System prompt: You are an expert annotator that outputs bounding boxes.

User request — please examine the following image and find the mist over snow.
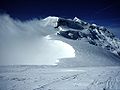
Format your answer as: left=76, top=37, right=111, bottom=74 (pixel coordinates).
left=0, top=14, right=120, bottom=67
left=1, top=1, right=120, bottom=90
left=0, top=14, right=75, bottom=65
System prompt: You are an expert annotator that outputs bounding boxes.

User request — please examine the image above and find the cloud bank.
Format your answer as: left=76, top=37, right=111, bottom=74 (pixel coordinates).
left=0, top=14, right=75, bottom=65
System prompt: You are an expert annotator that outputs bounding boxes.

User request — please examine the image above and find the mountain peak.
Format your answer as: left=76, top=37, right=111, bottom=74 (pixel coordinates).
left=73, top=17, right=81, bottom=23
left=52, top=17, right=120, bottom=57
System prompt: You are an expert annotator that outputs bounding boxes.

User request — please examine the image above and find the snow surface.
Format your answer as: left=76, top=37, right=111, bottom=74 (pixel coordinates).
left=56, top=37, right=120, bottom=67
left=0, top=14, right=120, bottom=90
left=0, top=66, right=120, bottom=90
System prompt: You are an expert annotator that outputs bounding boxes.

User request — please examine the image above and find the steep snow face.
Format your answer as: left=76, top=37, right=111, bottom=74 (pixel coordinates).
left=56, top=17, right=120, bottom=57
left=57, top=38, right=120, bottom=67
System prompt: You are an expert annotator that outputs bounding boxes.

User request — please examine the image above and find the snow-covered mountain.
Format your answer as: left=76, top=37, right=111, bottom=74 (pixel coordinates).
left=1, top=15, right=120, bottom=90
left=0, top=14, right=120, bottom=66
left=42, top=16, right=120, bottom=67
left=43, top=16, right=120, bottom=67
left=55, top=17, right=120, bottom=57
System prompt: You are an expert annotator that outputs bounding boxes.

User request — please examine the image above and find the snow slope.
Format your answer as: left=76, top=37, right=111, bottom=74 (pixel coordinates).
left=49, top=17, right=120, bottom=67
left=56, top=38, right=120, bottom=67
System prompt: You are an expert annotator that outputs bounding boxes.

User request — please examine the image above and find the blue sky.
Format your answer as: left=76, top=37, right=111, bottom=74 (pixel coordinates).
left=0, top=0, right=120, bottom=38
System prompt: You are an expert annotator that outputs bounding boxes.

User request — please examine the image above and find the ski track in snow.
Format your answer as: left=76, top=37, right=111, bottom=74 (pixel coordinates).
left=86, top=70, right=120, bottom=90
left=0, top=66, right=120, bottom=90
left=34, top=74, right=80, bottom=90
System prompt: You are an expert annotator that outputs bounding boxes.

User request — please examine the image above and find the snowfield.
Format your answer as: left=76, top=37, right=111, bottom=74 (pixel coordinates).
left=0, top=66, right=120, bottom=90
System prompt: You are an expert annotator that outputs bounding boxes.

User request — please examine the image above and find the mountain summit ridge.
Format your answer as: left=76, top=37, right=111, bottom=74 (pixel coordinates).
left=48, top=16, right=120, bottom=57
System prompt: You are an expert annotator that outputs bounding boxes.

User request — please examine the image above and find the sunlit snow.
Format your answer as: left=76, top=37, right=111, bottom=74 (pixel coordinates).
left=0, top=14, right=120, bottom=90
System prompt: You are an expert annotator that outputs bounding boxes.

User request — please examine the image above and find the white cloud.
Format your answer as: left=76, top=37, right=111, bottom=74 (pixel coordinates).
left=0, top=14, right=75, bottom=65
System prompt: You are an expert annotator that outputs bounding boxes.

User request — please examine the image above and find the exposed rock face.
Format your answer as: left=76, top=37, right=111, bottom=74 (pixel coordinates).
left=55, top=18, right=84, bottom=30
